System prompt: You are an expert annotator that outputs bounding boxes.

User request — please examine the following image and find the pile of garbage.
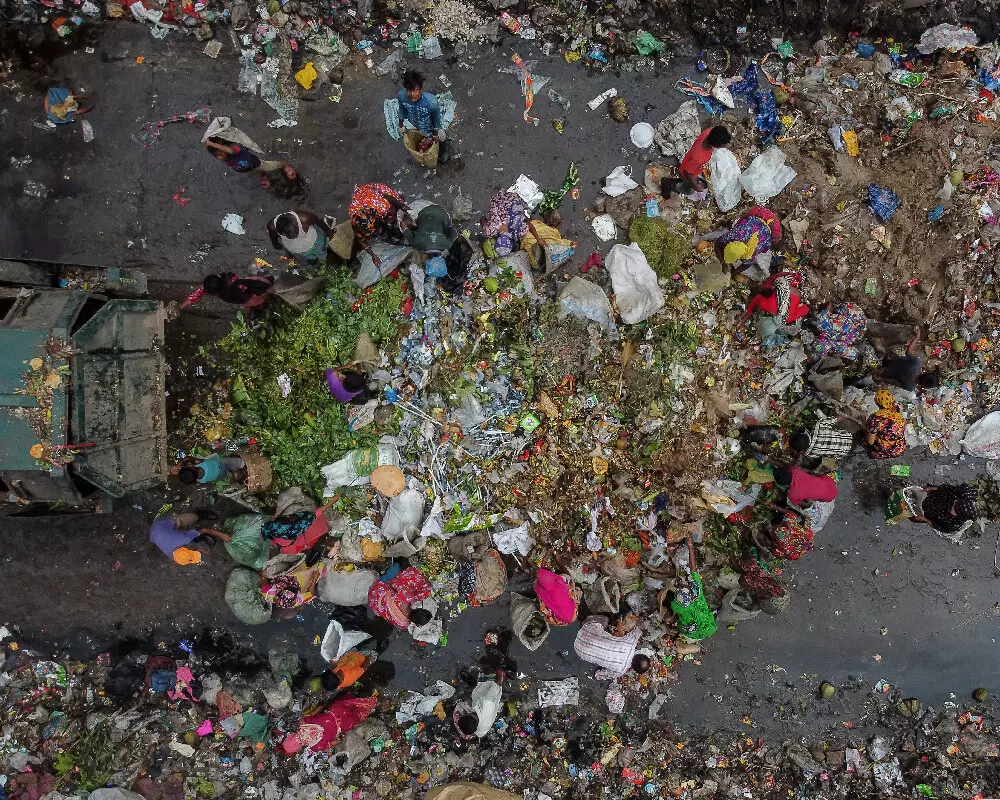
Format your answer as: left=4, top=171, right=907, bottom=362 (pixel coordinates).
left=1, top=628, right=998, bottom=800
left=158, top=25, right=1000, bottom=705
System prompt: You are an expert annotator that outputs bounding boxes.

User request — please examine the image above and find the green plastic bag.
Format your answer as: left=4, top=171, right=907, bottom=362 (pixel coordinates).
left=222, top=514, right=270, bottom=569
left=634, top=30, right=664, bottom=56
left=225, top=567, right=272, bottom=625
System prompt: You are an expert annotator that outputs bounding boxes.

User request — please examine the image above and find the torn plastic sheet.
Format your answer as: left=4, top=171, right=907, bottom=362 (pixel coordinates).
left=492, top=522, right=533, bottom=555
left=701, top=479, right=761, bottom=516
left=239, top=49, right=298, bottom=123
left=538, top=677, right=579, bottom=707
left=396, top=681, right=456, bottom=722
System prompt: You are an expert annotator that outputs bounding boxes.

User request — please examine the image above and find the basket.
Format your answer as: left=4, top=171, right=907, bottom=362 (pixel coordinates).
left=240, top=450, right=273, bottom=494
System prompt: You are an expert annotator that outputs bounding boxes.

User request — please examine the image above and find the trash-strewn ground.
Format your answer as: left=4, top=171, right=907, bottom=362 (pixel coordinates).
left=4, top=5, right=1000, bottom=800
left=2, top=624, right=999, bottom=800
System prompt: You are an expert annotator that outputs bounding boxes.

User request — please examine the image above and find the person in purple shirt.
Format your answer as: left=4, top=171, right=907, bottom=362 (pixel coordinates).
left=150, top=512, right=230, bottom=566
left=325, top=368, right=374, bottom=405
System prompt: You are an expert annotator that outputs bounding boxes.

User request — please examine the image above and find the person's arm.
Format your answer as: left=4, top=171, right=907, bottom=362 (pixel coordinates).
left=199, top=528, right=232, bottom=542
left=428, top=95, right=444, bottom=138
left=299, top=211, right=332, bottom=238
left=205, top=140, right=234, bottom=155
left=384, top=187, right=407, bottom=211
left=241, top=276, right=274, bottom=296
left=267, top=220, right=283, bottom=250
left=767, top=501, right=806, bottom=520
left=906, top=326, right=922, bottom=356
left=356, top=236, right=382, bottom=267
left=178, top=286, right=205, bottom=311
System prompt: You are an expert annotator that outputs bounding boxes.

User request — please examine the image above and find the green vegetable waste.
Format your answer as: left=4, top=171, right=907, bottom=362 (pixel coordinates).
left=218, top=268, right=405, bottom=497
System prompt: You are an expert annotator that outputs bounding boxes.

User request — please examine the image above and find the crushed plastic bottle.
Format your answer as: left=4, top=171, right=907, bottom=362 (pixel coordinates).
left=547, top=88, right=570, bottom=110
left=81, top=120, right=94, bottom=142
left=889, top=69, right=927, bottom=87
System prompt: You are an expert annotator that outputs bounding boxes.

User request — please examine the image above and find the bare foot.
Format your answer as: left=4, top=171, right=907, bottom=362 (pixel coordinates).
left=282, top=165, right=297, bottom=180
left=259, top=174, right=272, bottom=189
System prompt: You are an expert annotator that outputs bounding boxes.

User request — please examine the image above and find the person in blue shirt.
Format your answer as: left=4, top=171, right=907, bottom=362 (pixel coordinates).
left=178, top=454, right=245, bottom=485
left=397, top=71, right=444, bottom=142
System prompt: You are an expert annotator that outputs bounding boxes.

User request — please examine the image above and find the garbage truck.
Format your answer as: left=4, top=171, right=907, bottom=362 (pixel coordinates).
left=0, top=261, right=167, bottom=508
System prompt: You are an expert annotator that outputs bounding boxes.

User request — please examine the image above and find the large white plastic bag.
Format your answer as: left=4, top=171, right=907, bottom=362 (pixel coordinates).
left=321, top=435, right=400, bottom=496
left=740, top=146, right=797, bottom=202
left=961, top=410, right=1000, bottom=458
left=709, top=148, right=742, bottom=212
left=558, top=277, right=618, bottom=335
left=319, top=620, right=371, bottom=662
left=605, top=243, right=664, bottom=324
left=381, top=482, right=426, bottom=541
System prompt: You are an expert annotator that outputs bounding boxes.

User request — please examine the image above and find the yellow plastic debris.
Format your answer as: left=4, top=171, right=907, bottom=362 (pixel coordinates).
left=295, top=62, right=318, bottom=90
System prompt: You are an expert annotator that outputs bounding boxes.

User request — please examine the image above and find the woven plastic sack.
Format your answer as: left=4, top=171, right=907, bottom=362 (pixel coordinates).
left=962, top=410, right=1000, bottom=458
left=510, top=593, right=550, bottom=651
left=225, top=568, right=272, bottom=625
left=222, top=514, right=270, bottom=570
left=317, top=568, right=378, bottom=605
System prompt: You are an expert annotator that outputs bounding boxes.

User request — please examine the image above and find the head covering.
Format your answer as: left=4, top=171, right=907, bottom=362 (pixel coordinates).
left=952, top=484, right=980, bottom=521
left=172, top=546, right=202, bottom=565
left=535, top=569, right=577, bottom=624
left=723, top=241, right=750, bottom=264
left=874, top=389, right=905, bottom=424
left=352, top=207, right=379, bottom=240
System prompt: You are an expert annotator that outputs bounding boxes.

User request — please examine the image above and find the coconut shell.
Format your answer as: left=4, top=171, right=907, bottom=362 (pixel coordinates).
left=897, top=698, right=921, bottom=717
left=371, top=465, right=405, bottom=497
left=609, top=96, right=629, bottom=123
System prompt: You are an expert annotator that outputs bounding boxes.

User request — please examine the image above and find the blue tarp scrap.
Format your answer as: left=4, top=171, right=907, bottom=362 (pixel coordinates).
left=868, top=184, right=902, bottom=222
left=752, top=90, right=785, bottom=145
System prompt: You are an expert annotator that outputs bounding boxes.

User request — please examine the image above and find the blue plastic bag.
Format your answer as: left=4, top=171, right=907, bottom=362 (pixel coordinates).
left=868, top=184, right=902, bottom=222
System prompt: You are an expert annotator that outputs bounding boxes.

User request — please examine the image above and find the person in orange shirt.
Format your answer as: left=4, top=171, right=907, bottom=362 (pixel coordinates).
left=663, top=125, right=732, bottom=197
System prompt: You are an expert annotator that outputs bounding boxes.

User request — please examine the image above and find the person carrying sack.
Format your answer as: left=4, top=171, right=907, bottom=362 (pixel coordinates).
left=397, top=71, right=445, bottom=168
